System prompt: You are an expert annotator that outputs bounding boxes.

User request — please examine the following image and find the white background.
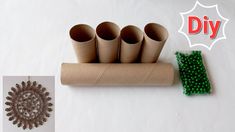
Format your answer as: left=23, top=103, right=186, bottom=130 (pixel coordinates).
left=2, top=76, right=55, bottom=132
left=0, top=0, right=235, bottom=132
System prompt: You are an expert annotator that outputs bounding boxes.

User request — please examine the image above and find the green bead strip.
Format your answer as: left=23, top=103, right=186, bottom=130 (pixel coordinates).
left=175, top=51, right=211, bottom=96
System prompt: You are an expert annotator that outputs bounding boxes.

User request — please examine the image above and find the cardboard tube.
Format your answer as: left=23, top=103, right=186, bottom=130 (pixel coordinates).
left=69, top=24, right=97, bottom=63
left=96, top=22, right=120, bottom=63
left=140, top=23, right=168, bottom=63
left=61, top=63, right=174, bottom=86
left=120, top=25, right=143, bottom=63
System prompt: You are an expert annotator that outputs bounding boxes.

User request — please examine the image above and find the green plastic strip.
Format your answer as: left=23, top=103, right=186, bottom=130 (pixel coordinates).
left=175, top=51, right=211, bottom=96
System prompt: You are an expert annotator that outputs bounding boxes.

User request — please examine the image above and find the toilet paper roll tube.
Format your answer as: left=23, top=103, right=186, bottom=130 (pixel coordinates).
left=120, top=25, right=143, bottom=63
left=96, top=21, right=120, bottom=63
left=140, top=23, right=168, bottom=63
left=61, top=63, right=174, bottom=86
left=69, top=24, right=97, bottom=63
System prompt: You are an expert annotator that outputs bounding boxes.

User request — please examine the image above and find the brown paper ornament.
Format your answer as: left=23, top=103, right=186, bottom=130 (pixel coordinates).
left=5, top=80, right=53, bottom=130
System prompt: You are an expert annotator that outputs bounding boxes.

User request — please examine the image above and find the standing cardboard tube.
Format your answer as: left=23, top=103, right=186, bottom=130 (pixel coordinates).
left=96, top=22, right=120, bottom=63
left=120, top=25, right=143, bottom=63
left=140, top=23, right=168, bottom=63
left=69, top=24, right=97, bottom=63
left=61, top=63, right=174, bottom=86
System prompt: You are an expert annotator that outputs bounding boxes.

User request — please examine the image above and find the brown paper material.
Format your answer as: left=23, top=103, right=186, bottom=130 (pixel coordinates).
left=140, top=23, right=168, bottom=63
left=69, top=24, right=97, bottom=63
left=96, top=22, right=120, bottom=63
left=120, top=25, right=143, bottom=63
left=61, top=63, right=174, bottom=86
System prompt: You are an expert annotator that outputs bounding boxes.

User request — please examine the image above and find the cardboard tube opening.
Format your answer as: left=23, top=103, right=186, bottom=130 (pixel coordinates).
left=96, top=22, right=120, bottom=40
left=69, top=24, right=97, bottom=63
left=120, top=25, right=143, bottom=63
left=144, top=23, right=168, bottom=42
left=96, top=22, right=120, bottom=63
left=140, top=23, right=169, bottom=63
left=121, top=25, right=143, bottom=44
left=70, top=24, right=95, bottom=42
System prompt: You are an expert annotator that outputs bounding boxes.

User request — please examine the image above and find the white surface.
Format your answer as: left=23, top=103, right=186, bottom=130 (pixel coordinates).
left=2, top=76, right=55, bottom=132
left=0, top=0, right=235, bottom=132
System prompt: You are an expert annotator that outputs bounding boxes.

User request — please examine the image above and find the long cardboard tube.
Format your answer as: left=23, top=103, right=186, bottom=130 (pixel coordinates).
left=120, top=25, right=143, bottom=63
left=61, top=63, right=174, bottom=86
left=140, top=23, right=168, bottom=63
left=69, top=24, right=97, bottom=63
left=96, top=22, right=120, bottom=63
